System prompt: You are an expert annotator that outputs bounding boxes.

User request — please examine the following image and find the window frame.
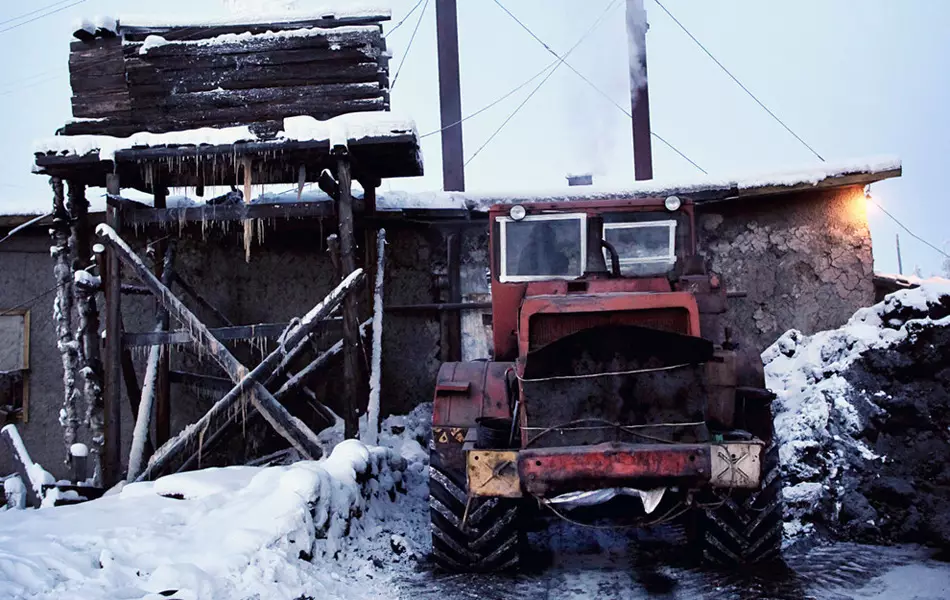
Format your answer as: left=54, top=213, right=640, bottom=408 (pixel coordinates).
left=497, top=212, right=588, bottom=283
left=602, top=219, right=678, bottom=268
left=0, top=309, right=30, bottom=423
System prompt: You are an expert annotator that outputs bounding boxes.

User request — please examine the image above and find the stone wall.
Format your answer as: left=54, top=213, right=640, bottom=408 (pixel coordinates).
left=696, top=185, right=875, bottom=354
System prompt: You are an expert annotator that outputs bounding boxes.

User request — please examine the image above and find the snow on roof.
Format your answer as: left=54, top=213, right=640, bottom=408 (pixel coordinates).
left=374, top=155, right=902, bottom=212
left=137, top=24, right=379, bottom=54
left=33, top=113, right=418, bottom=162
left=117, top=4, right=392, bottom=29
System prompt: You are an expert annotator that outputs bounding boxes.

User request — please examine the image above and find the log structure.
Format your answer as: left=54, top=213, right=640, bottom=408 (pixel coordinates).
left=64, top=13, right=391, bottom=137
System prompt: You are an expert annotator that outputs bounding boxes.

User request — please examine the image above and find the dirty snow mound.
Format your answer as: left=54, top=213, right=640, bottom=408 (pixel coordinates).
left=764, top=280, right=950, bottom=548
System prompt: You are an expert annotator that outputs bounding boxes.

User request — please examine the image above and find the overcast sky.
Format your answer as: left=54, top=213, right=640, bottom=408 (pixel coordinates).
left=0, top=0, right=947, bottom=275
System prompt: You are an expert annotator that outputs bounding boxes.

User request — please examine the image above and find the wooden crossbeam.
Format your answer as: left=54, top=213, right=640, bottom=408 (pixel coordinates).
left=122, top=320, right=341, bottom=348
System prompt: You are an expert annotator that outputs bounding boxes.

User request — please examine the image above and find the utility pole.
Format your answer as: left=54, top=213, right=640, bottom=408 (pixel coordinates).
left=436, top=0, right=465, bottom=191
left=896, top=233, right=904, bottom=275
left=626, top=0, right=653, bottom=181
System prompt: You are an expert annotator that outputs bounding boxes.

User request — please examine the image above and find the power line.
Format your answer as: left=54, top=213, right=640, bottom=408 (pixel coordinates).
left=391, top=0, right=430, bottom=90
left=464, top=0, right=623, bottom=167
left=0, top=0, right=86, bottom=35
left=868, top=197, right=950, bottom=260
left=0, top=0, right=76, bottom=27
left=489, top=0, right=706, bottom=174
left=388, top=0, right=427, bottom=36
left=651, top=0, right=825, bottom=162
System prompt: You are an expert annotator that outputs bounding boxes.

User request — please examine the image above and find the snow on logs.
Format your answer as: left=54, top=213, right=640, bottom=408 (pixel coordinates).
left=65, top=15, right=391, bottom=137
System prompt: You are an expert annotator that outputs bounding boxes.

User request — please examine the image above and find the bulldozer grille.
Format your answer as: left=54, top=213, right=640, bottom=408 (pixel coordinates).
left=528, top=309, right=691, bottom=350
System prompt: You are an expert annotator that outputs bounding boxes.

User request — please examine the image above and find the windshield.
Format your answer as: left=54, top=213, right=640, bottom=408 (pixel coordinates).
left=603, top=219, right=677, bottom=277
left=499, top=214, right=585, bottom=281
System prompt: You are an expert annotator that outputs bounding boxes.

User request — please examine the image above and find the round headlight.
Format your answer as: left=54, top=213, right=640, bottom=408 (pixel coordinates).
left=509, top=205, right=527, bottom=221
left=664, top=195, right=682, bottom=211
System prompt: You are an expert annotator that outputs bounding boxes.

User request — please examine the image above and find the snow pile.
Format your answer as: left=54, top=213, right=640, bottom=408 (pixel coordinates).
left=0, top=405, right=433, bottom=600
left=764, top=280, right=950, bottom=547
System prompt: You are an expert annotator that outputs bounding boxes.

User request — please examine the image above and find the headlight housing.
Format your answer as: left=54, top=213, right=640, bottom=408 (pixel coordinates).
left=664, top=196, right=682, bottom=212
left=509, top=205, right=527, bottom=221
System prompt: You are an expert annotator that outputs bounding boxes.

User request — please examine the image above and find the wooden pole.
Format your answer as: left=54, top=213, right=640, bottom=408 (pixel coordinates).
left=627, top=0, right=653, bottom=181
left=440, top=231, right=462, bottom=362
left=363, top=229, right=386, bottom=446
left=152, top=188, right=172, bottom=447
left=436, top=0, right=466, bottom=191
left=335, top=154, right=361, bottom=439
left=51, top=177, right=82, bottom=464
left=103, top=173, right=123, bottom=486
left=96, top=224, right=341, bottom=479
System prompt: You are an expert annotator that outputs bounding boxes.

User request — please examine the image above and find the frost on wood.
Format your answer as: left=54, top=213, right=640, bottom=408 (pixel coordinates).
left=50, top=178, right=82, bottom=461
left=765, top=280, right=950, bottom=543
left=362, top=229, right=386, bottom=446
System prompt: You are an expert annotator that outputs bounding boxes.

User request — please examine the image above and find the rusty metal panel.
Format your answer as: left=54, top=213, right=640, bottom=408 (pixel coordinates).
left=432, top=361, right=512, bottom=428
left=710, top=442, right=763, bottom=489
left=528, top=308, right=691, bottom=350
left=518, top=442, right=711, bottom=497
left=467, top=450, right=522, bottom=498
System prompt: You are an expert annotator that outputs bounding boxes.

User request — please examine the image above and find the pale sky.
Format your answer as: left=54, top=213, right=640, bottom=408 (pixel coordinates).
left=0, top=0, right=947, bottom=275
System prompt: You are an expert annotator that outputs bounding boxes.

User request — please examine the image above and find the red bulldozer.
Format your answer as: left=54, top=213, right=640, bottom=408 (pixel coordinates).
left=429, top=195, right=782, bottom=571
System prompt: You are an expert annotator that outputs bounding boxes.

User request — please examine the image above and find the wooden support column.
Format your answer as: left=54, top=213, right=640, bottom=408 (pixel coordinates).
left=67, top=180, right=105, bottom=482
left=364, top=229, right=386, bottom=446
left=440, top=230, right=462, bottom=362
left=152, top=187, right=172, bottom=447
left=335, top=153, right=361, bottom=439
left=102, top=173, right=122, bottom=486
left=51, top=178, right=82, bottom=467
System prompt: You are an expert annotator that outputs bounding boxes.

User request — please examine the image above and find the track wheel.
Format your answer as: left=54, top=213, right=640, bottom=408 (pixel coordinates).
left=428, top=445, right=521, bottom=572
left=693, top=444, right=784, bottom=566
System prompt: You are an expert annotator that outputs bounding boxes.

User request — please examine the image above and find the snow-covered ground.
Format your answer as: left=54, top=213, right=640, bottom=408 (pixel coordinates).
left=0, top=406, right=432, bottom=600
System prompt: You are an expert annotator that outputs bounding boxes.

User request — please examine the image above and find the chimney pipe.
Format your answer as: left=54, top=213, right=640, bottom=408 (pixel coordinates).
left=627, top=0, right=653, bottom=181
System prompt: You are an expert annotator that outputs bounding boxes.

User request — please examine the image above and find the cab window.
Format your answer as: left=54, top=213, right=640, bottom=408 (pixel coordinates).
left=498, top=213, right=586, bottom=282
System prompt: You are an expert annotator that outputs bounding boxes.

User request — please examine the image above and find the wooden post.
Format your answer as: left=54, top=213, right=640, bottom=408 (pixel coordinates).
left=440, top=231, right=462, bottom=362
left=50, top=177, right=82, bottom=464
left=1, top=425, right=42, bottom=508
left=627, top=0, right=653, bottom=181
left=127, top=241, right=176, bottom=481
left=103, top=173, right=123, bottom=486
left=436, top=0, right=466, bottom=191
left=96, top=223, right=361, bottom=480
left=152, top=187, right=172, bottom=447
left=335, top=154, right=361, bottom=439
left=67, top=180, right=105, bottom=483
left=363, top=229, right=386, bottom=446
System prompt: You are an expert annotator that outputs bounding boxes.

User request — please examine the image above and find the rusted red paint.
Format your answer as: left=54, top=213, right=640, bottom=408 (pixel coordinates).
left=517, top=292, right=701, bottom=357
left=518, top=442, right=712, bottom=497
left=488, top=197, right=697, bottom=360
left=432, top=361, right=512, bottom=427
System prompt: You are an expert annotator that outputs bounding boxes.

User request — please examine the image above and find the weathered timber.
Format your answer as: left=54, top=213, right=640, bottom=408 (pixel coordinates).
left=51, top=177, right=82, bottom=463
left=335, top=156, right=362, bottom=440
left=118, top=15, right=390, bottom=42
left=67, top=180, right=106, bottom=482
left=102, top=175, right=122, bottom=486
left=364, top=229, right=387, bottom=445
left=95, top=225, right=330, bottom=479
left=122, top=320, right=340, bottom=347
left=177, top=320, right=371, bottom=474
left=440, top=231, right=462, bottom=362
left=1, top=425, right=42, bottom=508
left=123, top=28, right=384, bottom=59
left=127, top=241, right=176, bottom=481
left=124, top=47, right=383, bottom=70
left=146, top=268, right=364, bottom=478
left=119, top=201, right=335, bottom=228
left=152, top=190, right=172, bottom=448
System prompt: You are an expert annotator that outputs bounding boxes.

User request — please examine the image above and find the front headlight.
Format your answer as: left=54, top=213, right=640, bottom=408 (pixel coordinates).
left=509, top=205, right=527, bottom=221
left=664, top=196, right=682, bottom=211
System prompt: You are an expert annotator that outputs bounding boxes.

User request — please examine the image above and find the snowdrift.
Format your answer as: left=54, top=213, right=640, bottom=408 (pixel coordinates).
left=764, top=280, right=950, bottom=549
left=0, top=405, right=432, bottom=600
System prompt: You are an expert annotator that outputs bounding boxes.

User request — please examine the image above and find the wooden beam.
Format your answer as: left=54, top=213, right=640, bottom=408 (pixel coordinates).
left=117, top=16, right=391, bottom=42
left=96, top=225, right=340, bottom=479
left=440, top=231, right=462, bottom=362
left=119, top=200, right=335, bottom=227
left=153, top=190, right=172, bottom=449
left=1, top=425, right=42, bottom=508
left=364, top=229, right=386, bottom=445
left=335, top=155, right=362, bottom=439
left=123, top=320, right=341, bottom=347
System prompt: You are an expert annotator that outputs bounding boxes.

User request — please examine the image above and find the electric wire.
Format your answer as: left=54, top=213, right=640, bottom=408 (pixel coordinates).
left=487, top=0, right=707, bottom=174
left=0, top=0, right=77, bottom=28
left=0, top=0, right=87, bottom=35
left=651, top=0, right=825, bottom=162
left=387, top=0, right=427, bottom=36
left=391, top=0, right=430, bottom=91
left=868, top=197, right=950, bottom=260
left=464, top=0, right=622, bottom=167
